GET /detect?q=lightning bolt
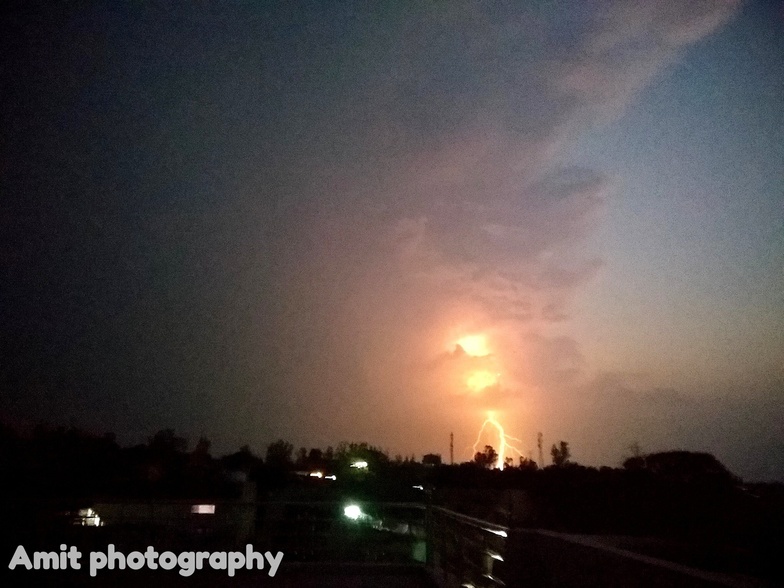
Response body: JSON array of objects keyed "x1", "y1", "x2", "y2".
[{"x1": 471, "y1": 412, "x2": 525, "y2": 470}]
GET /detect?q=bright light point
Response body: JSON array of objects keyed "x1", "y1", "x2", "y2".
[
  {"x1": 344, "y1": 504, "x2": 362, "y2": 520},
  {"x1": 483, "y1": 528, "x2": 508, "y2": 538},
  {"x1": 412, "y1": 485, "x2": 424, "y2": 490},
  {"x1": 309, "y1": 471, "x2": 323, "y2": 478},
  {"x1": 74, "y1": 507, "x2": 102, "y2": 526},
  {"x1": 456, "y1": 335, "x2": 490, "y2": 357},
  {"x1": 191, "y1": 504, "x2": 216, "y2": 514},
  {"x1": 488, "y1": 552, "x2": 504, "y2": 561},
  {"x1": 325, "y1": 474, "x2": 336, "y2": 480},
  {"x1": 350, "y1": 460, "x2": 368, "y2": 469},
  {"x1": 466, "y1": 370, "x2": 498, "y2": 392}
]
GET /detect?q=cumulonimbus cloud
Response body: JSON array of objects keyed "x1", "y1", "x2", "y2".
[
  {"x1": 277, "y1": 1, "x2": 739, "y2": 395},
  {"x1": 207, "y1": 1, "x2": 742, "y2": 452}
]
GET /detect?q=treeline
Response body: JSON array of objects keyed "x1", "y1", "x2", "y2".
[
  {"x1": 0, "y1": 424, "x2": 233, "y2": 503},
  {"x1": 0, "y1": 423, "x2": 437, "y2": 504},
  {"x1": 3, "y1": 422, "x2": 783, "y2": 539}
]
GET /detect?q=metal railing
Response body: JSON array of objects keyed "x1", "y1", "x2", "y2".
[
  {"x1": 427, "y1": 506, "x2": 510, "y2": 588},
  {"x1": 255, "y1": 500, "x2": 512, "y2": 586}
]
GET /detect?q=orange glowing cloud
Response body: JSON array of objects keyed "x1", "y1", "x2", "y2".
[
  {"x1": 456, "y1": 334, "x2": 491, "y2": 357},
  {"x1": 466, "y1": 370, "x2": 499, "y2": 393}
]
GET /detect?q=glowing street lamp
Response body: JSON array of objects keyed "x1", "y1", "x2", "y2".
[{"x1": 343, "y1": 504, "x2": 362, "y2": 520}]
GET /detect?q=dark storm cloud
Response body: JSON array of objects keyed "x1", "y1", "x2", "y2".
[
  {"x1": 567, "y1": 371, "x2": 784, "y2": 481},
  {"x1": 1, "y1": 1, "x2": 743, "y2": 458}
]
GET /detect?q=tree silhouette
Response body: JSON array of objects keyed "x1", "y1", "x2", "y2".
[
  {"x1": 266, "y1": 439, "x2": 294, "y2": 468},
  {"x1": 518, "y1": 456, "x2": 538, "y2": 470},
  {"x1": 335, "y1": 441, "x2": 389, "y2": 467},
  {"x1": 625, "y1": 450, "x2": 738, "y2": 484},
  {"x1": 474, "y1": 445, "x2": 498, "y2": 469},
  {"x1": 221, "y1": 445, "x2": 259, "y2": 473},
  {"x1": 551, "y1": 441, "x2": 570, "y2": 466},
  {"x1": 193, "y1": 436, "x2": 211, "y2": 457},
  {"x1": 307, "y1": 448, "x2": 323, "y2": 469},
  {"x1": 148, "y1": 429, "x2": 187, "y2": 454}
]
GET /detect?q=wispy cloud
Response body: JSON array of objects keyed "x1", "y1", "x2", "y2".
[{"x1": 271, "y1": 1, "x2": 741, "y2": 410}]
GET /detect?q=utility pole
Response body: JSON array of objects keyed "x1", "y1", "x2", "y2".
[
  {"x1": 450, "y1": 432, "x2": 454, "y2": 465},
  {"x1": 537, "y1": 432, "x2": 543, "y2": 468}
]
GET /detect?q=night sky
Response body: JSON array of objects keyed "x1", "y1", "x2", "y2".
[{"x1": 2, "y1": 1, "x2": 782, "y2": 481}]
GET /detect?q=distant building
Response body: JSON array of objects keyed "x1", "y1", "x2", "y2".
[{"x1": 422, "y1": 453, "x2": 442, "y2": 467}]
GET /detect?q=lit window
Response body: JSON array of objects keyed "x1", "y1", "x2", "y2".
[
  {"x1": 191, "y1": 504, "x2": 215, "y2": 514},
  {"x1": 74, "y1": 508, "x2": 101, "y2": 526}
]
